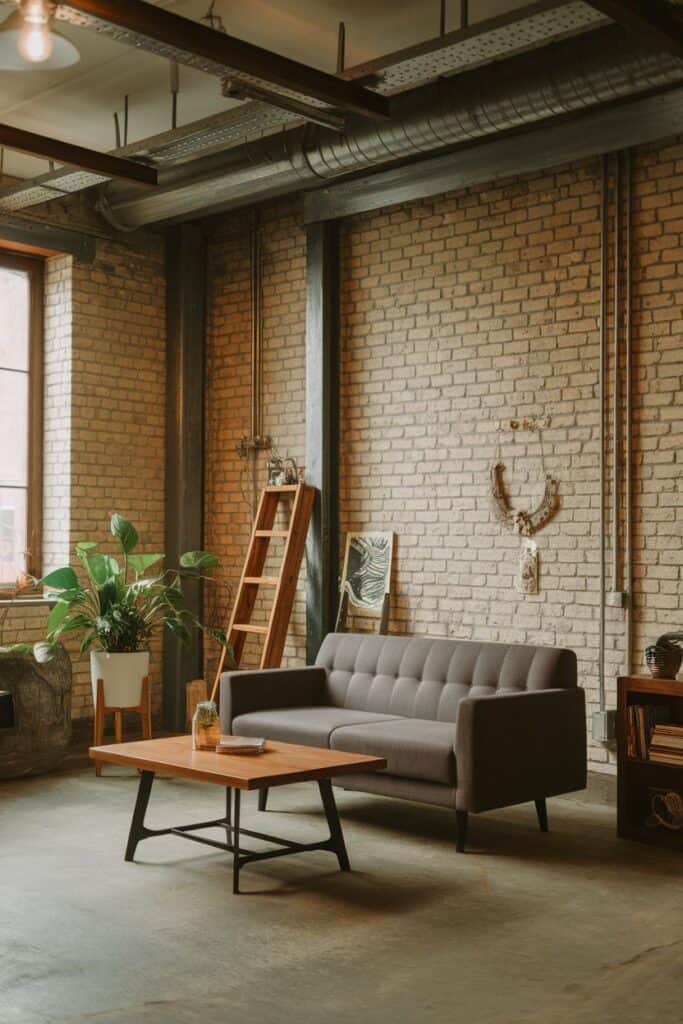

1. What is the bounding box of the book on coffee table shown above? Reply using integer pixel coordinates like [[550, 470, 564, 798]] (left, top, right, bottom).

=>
[[215, 736, 266, 755]]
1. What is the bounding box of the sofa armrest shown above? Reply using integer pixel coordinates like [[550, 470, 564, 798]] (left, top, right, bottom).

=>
[[455, 688, 586, 813], [219, 666, 327, 732]]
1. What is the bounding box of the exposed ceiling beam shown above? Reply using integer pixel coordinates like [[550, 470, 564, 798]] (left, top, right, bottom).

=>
[[584, 0, 683, 58], [0, 122, 158, 185], [0, 214, 95, 261], [58, 0, 390, 122]]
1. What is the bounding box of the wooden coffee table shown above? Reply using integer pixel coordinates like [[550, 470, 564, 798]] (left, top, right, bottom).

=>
[[89, 735, 386, 893]]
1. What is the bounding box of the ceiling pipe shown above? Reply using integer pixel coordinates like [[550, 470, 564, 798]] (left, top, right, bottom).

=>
[[99, 27, 683, 229]]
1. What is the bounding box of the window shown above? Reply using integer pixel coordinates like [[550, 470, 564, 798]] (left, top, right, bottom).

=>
[[0, 253, 43, 588]]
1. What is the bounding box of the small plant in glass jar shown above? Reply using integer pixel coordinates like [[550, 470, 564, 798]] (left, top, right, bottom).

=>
[[192, 701, 220, 751]]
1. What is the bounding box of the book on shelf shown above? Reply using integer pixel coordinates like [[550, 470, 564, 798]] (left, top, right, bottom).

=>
[[626, 705, 672, 760], [648, 723, 683, 766], [649, 752, 683, 766]]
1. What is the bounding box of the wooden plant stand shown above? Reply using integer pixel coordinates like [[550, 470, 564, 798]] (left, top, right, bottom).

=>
[[93, 676, 152, 777], [617, 674, 683, 851]]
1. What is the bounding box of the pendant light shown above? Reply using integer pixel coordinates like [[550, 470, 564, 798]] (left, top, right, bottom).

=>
[[0, 1, 79, 70]]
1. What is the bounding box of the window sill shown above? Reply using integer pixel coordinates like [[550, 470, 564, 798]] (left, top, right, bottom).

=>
[[0, 596, 56, 608]]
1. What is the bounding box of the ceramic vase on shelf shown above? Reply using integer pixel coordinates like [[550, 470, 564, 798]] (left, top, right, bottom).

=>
[[192, 701, 220, 751], [90, 650, 149, 708], [644, 632, 683, 681]]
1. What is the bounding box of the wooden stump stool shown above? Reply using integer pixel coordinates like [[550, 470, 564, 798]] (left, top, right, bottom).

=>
[[93, 676, 152, 777]]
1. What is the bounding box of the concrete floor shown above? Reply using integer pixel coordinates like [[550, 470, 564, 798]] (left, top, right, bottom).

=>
[[1, 767, 681, 1024]]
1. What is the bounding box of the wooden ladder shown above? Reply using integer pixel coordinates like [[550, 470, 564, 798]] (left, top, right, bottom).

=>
[[210, 482, 315, 701]]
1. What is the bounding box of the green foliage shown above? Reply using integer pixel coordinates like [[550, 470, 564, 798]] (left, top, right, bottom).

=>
[[36, 514, 232, 664]]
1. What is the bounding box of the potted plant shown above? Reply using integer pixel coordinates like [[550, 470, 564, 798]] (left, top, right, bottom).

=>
[[37, 514, 230, 711]]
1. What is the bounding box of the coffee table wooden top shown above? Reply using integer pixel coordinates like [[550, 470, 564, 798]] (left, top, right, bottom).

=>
[[89, 735, 386, 790]]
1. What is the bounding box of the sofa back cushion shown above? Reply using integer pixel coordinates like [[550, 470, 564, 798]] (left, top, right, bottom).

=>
[[315, 633, 577, 724]]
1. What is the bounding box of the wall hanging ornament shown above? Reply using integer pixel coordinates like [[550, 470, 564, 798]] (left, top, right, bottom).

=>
[[490, 417, 559, 594]]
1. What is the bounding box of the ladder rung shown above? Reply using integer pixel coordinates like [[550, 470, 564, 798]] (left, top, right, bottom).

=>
[[265, 485, 299, 493], [254, 529, 289, 538], [244, 576, 279, 585], [232, 624, 268, 635]]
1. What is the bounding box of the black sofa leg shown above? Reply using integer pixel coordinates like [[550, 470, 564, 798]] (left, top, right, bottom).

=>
[[535, 798, 548, 833], [455, 810, 468, 852], [258, 788, 269, 812]]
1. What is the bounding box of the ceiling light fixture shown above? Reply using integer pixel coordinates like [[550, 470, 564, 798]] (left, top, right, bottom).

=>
[[18, 0, 53, 62], [0, 1, 80, 70]]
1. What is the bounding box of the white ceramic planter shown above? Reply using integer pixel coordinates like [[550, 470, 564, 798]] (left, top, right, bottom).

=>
[[90, 651, 150, 709]]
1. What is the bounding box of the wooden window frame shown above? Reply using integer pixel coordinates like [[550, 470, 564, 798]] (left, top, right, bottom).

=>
[[0, 251, 44, 590]]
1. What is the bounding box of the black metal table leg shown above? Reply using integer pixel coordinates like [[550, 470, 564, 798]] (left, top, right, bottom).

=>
[[224, 787, 232, 845], [232, 788, 241, 894], [125, 770, 155, 862], [318, 779, 350, 871]]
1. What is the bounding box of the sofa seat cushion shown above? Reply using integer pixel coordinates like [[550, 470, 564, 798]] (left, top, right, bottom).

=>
[[231, 707, 403, 748], [330, 719, 456, 785]]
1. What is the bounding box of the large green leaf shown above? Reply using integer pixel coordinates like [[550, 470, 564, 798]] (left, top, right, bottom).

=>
[[41, 567, 79, 591], [47, 599, 72, 635], [111, 514, 138, 554], [84, 554, 120, 587], [179, 551, 219, 570], [204, 626, 229, 649], [128, 553, 164, 576], [55, 613, 95, 635], [164, 586, 185, 610], [75, 541, 98, 556], [165, 617, 191, 645]]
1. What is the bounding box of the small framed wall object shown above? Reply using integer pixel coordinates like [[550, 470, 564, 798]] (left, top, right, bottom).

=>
[[335, 532, 394, 635]]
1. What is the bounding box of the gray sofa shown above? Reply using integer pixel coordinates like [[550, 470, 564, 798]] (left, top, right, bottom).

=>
[[220, 633, 586, 851]]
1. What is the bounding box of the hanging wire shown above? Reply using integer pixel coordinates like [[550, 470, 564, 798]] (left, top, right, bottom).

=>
[[201, 1, 226, 32], [170, 61, 179, 130]]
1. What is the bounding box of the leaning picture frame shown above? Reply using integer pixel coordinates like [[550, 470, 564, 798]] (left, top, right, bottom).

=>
[[336, 531, 394, 634]]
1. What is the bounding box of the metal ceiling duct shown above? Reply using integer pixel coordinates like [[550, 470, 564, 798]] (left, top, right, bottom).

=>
[[100, 26, 683, 229]]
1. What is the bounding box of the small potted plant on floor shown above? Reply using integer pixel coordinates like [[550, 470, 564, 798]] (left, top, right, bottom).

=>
[[36, 514, 230, 714]]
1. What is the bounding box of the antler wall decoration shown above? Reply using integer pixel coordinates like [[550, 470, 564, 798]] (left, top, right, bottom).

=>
[[490, 416, 559, 595], [490, 463, 560, 537]]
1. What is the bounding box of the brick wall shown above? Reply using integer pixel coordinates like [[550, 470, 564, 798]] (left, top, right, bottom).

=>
[[67, 236, 166, 718], [205, 201, 307, 679], [631, 141, 683, 676], [2, 234, 166, 722], [205, 141, 682, 775]]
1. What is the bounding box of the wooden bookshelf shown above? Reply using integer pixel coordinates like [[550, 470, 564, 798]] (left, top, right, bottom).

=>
[[617, 675, 683, 850]]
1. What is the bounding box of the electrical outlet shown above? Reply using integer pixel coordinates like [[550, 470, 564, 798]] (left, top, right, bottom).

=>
[[606, 590, 628, 608], [592, 709, 617, 743]]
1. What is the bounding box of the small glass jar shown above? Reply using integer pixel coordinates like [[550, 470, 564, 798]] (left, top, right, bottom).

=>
[[192, 701, 220, 751]]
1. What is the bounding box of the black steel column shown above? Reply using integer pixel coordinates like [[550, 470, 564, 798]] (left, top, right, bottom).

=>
[[164, 223, 207, 730], [305, 221, 340, 663]]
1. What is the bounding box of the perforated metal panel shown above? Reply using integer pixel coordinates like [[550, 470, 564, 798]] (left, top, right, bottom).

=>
[[0, 185, 64, 210], [56, 7, 331, 110], [365, 2, 609, 95], [137, 103, 300, 164]]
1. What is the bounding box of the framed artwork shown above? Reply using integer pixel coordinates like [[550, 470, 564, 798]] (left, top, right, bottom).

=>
[[336, 532, 394, 633]]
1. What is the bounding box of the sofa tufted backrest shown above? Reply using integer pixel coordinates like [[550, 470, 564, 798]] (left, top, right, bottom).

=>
[[315, 633, 577, 723]]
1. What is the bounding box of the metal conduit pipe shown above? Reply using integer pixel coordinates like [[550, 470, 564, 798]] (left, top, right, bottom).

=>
[[598, 153, 609, 719], [612, 153, 621, 596], [250, 213, 263, 518], [624, 148, 634, 675], [99, 27, 683, 229]]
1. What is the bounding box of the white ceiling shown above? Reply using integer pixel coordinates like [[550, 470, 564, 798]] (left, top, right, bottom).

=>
[[0, 0, 531, 179]]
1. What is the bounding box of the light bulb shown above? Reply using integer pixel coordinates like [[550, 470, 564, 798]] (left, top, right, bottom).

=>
[[18, 22, 52, 62], [17, 0, 53, 64]]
